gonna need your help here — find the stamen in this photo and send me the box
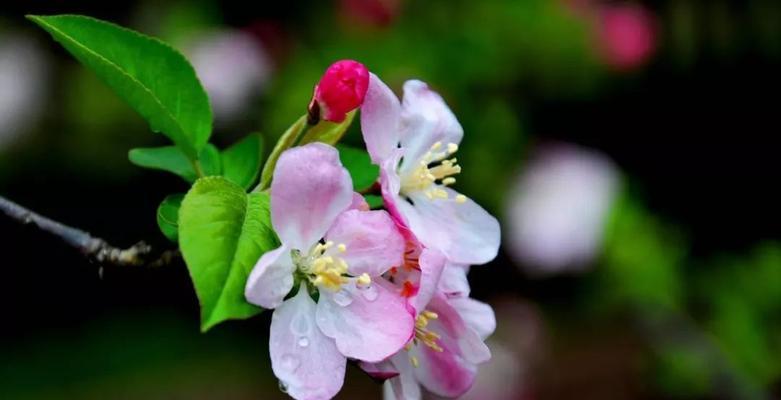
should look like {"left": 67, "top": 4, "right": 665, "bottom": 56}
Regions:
{"left": 399, "top": 141, "right": 464, "bottom": 201}
{"left": 337, "top": 243, "right": 347, "bottom": 253}
{"left": 356, "top": 273, "right": 371, "bottom": 288}
{"left": 410, "top": 356, "right": 420, "bottom": 368}
{"left": 455, "top": 194, "right": 467, "bottom": 203}
{"left": 413, "top": 311, "right": 444, "bottom": 352}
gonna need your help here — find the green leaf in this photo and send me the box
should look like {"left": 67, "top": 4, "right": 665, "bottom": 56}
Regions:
{"left": 179, "top": 177, "right": 279, "bottom": 331}
{"left": 128, "top": 144, "right": 221, "bottom": 181}
{"left": 28, "top": 14, "right": 212, "bottom": 158}
{"left": 222, "top": 134, "right": 264, "bottom": 190}
{"left": 129, "top": 146, "right": 196, "bottom": 182}
{"left": 157, "top": 194, "right": 183, "bottom": 242}
{"left": 337, "top": 144, "right": 379, "bottom": 191}
{"left": 257, "top": 115, "right": 307, "bottom": 191}
{"left": 199, "top": 144, "right": 222, "bottom": 177}
{"left": 299, "top": 110, "right": 356, "bottom": 146}
{"left": 365, "top": 194, "right": 384, "bottom": 209}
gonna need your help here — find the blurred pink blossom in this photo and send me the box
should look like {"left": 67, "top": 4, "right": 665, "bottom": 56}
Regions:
{"left": 185, "top": 29, "right": 272, "bottom": 125}
{"left": 596, "top": 3, "right": 658, "bottom": 71}
{"left": 339, "top": 0, "right": 402, "bottom": 27}
{"left": 505, "top": 143, "right": 620, "bottom": 276}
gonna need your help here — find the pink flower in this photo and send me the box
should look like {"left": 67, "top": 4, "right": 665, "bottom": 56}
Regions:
{"left": 360, "top": 75, "right": 500, "bottom": 265}
{"left": 310, "top": 60, "right": 370, "bottom": 123}
{"left": 596, "top": 3, "right": 657, "bottom": 71}
{"left": 363, "top": 262, "right": 496, "bottom": 399}
{"left": 244, "top": 143, "right": 414, "bottom": 400}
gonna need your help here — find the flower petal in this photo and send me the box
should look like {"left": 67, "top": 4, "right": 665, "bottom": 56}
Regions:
{"left": 398, "top": 80, "right": 464, "bottom": 175}
{"left": 384, "top": 352, "right": 423, "bottom": 400}
{"left": 245, "top": 245, "right": 295, "bottom": 309}
{"left": 269, "top": 286, "right": 346, "bottom": 400}
{"left": 271, "top": 143, "right": 353, "bottom": 250}
{"left": 348, "top": 192, "right": 370, "bottom": 211}
{"left": 439, "top": 263, "right": 471, "bottom": 299}
{"left": 325, "top": 209, "right": 405, "bottom": 277}
{"left": 359, "top": 360, "right": 399, "bottom": 380}
{"left": 398, "top": 188, "right": 500, "bottom": 265}
{"left": 450, "top": 297, "right": 496, "bottom": 341}
{"left": 410, "top": 248, "right": 446, "bottom": 314}
{"left": 316, "top": 280, "right": 414, "bottom": 363}
{"left": 361, "top": 73, "right": 401, "bottom": 164}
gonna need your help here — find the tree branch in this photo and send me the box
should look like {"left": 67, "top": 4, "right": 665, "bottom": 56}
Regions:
{"left": 0, "top": 194, "right": 178, "bottom": 268}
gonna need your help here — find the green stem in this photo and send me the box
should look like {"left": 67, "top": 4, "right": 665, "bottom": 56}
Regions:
{"left": 193, "top": 159, "right": 205, "bottom": 178}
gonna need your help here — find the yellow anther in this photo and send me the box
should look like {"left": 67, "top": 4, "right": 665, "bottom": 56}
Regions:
{"left": 413, "top": 311, "right": 444, "bottom": 352}
{"left": 410, "top": 356, "right": 420, "bottom": 368}
{"left": 337, "top": 243, "right": 347, "bottom": 253}
{"left": 356, "top": 273, "right": 371, "bottom": 287}
{"left": 422, "top": 310, "right": 439, "bottom": 320}
{"left": 455, "top": 194, "right": 467, "bottom": 204}
{"left": 306, "top": 243, "right": 349, "bottom": 291}
{"left": 400, "top": 141, "right": 463, "bottom": 200}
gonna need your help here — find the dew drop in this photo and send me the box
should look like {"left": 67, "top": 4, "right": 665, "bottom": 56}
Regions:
{"left": 359, "top": 284, "right": 379, "bottom": 302}
{"left": 280, "top": 354, "right": 300, "bottom": 372}
{"left": 297, "top": 336, "right": 310, "bottom": 348}
{"left": 290, "top": 312, "right": 311, "bottom": 336}
{"left": 278, "top": 380, "right": 289, "bottom": 393}
{"left": 332, "top": 289, "right": 353, "bottom": 306}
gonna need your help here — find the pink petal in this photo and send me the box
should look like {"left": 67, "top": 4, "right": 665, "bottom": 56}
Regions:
{"left": 245, "top": 245, "right": 295, "bottom": 309}
{"left": 269, "top": 286, "right": 346, "bottom": 400}
{"left": 348, "top": 192, "right": 370, "bottom": 211}
{"left": 397, "top": 80, "right": 464, "bottom": 176}
{"left": 359, "top": 360, "right": 399, "bottom": 380}
{"left": 397, "top": 188, "right": 500, "bottom": 265}
{"left": 316, "top": 280, "right": 414, "bottom": 363}
{"left": 384, "top": 352, "right": 423, "bottom": 400}
{"left": 450, "top": 297, "right": 496, "bottom": 341}
{"left": 271, "top": 143, "right": 353, "bottom": 250}
{"left": 324, "top": 209, "right": 405, "bottom": 277}
{"left": 439, "top": 263, "right": 471, "bottom": 299}
{"left": 360, "top": 73, "right": 401, "bottom": 164}
{"left": 410, "top": 248, "right": 446, "bottom": 314}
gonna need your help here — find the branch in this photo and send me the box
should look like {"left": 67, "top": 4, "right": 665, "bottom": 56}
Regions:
{"left": 0, "top": 195, "right": 178, "bottom": 268}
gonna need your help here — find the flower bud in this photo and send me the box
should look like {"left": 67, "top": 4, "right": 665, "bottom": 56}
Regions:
{"left": 309, "top": 60, "right": 369, "bottom": 124}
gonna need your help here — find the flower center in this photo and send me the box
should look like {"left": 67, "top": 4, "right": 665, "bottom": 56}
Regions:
{"left": 293, "top": 241, "right": 354, "bottom": 292}
{"left": 400, "top": 141, "right": 466, "bottom": 203}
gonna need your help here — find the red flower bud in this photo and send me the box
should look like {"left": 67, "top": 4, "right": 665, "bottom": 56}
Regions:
{"left": 310, "top": 60, "right": 369, "bottom": 123}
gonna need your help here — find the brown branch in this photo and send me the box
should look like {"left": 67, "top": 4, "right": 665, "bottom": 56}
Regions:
{"left": 0, "top": 194, "right": 178, "bottom": 268}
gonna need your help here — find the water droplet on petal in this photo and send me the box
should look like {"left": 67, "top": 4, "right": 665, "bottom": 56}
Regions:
{"left": 290, "top": 312, "right": 311, "bottom": 336}
{"left": 360, "top": 284, "right": 379, "bottom": 302}
{"left": 278, "top": 380, "right": 289, "bottom": 393}
{"left": 332, "top": 289, "right": 353, "bottom": 306}
{"left": 280, "top": 354, "right": 300, "bottom": 372}
{"left": 297, "top": 336, "right": 310, "bottom": 347}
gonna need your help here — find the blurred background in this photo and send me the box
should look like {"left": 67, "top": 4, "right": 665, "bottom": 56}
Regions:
{"left": 1, "top": 0, "right": 780, "bottom": 399}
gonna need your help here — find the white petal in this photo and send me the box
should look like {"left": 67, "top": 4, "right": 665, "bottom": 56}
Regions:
{"left": 245, "top": 245, "right": 295, "bottom": 309}
{"left": 361, "top": 73, "right": 402, "bottom": 164}
{"left": 269, "top": 286, "right": 346, "bottom": 400}
{"left": 398, "top": 188, "right": 500, "bottom": 265}
{"left": 398, "top": 80, "right": 464, "bottom": 176}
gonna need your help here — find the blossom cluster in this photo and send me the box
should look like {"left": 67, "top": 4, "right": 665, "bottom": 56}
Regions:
{"left": 245, "top": 61, "right": 501, "bottom": 400}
